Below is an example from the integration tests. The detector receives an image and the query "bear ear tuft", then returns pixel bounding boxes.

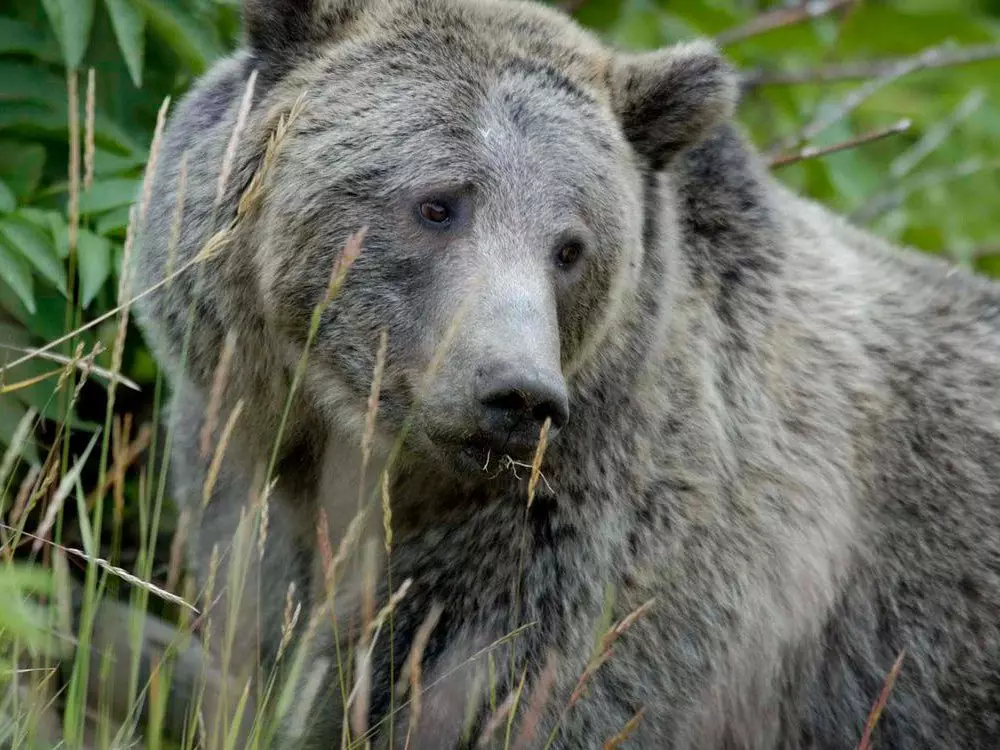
[243,0,364,57]
[610,40,740,169]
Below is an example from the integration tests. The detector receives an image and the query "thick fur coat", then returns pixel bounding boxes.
[131,0,1000,747]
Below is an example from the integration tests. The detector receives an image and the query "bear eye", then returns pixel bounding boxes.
[555,239,585,269]
[419,201,451,226]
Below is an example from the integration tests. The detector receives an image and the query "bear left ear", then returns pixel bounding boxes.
[610,40,740,169]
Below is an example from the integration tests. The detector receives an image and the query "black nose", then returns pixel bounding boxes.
[475,364,569,449]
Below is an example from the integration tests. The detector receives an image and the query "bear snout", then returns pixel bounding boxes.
[473,361,569,456]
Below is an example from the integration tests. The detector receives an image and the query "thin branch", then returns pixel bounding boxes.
[745,42,1000,87]
[717,0,856,46]
[769,118,911,168]
[852,157,1000,223]
[889,88,985,180]
[767,43,949,158]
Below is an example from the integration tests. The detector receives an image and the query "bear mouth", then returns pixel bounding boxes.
[439,434,542,478]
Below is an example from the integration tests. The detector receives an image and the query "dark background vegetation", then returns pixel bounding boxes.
[1,0,1000,730]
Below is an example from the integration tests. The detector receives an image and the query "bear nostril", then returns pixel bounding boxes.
[477,374,570,437]
[481,390,530,415]
[532,401,567,431]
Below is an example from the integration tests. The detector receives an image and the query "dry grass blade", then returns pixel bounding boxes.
[857,649,906,750]
[381,471,393,555]
[0,407,37,490]
[402,601,445,750]
[512,651,559,750]
[201,330,238,458]
[9,464,40,528]
[166,508,191,594]
[602,708,645,749]
[85,422,152,510]
[0,93,309,378]
[544,599,655,749]
[476,668,526,749]
[31,431,101,553]
[277,582,302,661]
[84,68,95,191]
[361,330,389,474]
[202,399,245,507]
[139,96,172,229]
[235,89,308,221]
[350,576,413,740]
[0,344,140,391]
[527,417,552,509]
[215,70,258,210]
[3,522,199,613]
[326,227,367,303]
[67,68,80,256]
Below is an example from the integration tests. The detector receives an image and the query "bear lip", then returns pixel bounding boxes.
[433,433,543,477]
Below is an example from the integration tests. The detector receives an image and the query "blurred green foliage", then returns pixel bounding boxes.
[0,0,999,467]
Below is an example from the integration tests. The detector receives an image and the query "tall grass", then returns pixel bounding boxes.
[0,66,908,750]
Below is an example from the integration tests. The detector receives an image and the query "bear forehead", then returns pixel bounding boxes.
[278,0,614,107]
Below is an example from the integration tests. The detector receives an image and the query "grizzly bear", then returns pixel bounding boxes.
[125,0,1000,747]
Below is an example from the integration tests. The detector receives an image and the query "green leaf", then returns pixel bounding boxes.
[0,140,47,199]
[0,322,94,432]
[0,215,68,296]
[137,0,224,73]
[95,205,132,236]
[0,180,14,214]
[40,0,97,70]
[77,229,112,308]
[78,178,140,215]
[0,394,39,468]
[0,62,67,110]
[0,234,35,314]
[0,17,61,63]
[104,0,147,87]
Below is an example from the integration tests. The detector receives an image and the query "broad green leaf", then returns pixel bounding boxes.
[0,234,35,313]
[138,0,224,73]
[0,62,67,110]
[0,141,46,199]
[0,17,61,63]
[104,0,147,87]
[76,229,112,307]
[78,178,140,215]
[94,148,149,178]
[40,0,97,69]
[0,181,14,214]
[0,103,141,157]
[95,205,132,236]
[0,215,68,296]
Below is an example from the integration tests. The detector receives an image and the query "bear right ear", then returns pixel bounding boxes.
[610,40,739,170]
[243,0,364,57]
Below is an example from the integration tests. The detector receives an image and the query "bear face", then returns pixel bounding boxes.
[173,0,738,479]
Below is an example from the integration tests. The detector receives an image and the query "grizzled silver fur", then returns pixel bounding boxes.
[129,0,1000,747]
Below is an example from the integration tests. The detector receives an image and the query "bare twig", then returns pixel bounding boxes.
[770,44,950,158]
[769,118,911,168]
[745,42,1000,87]
[852,157,1000,222]
[889,88,985,180]
[717,0,855,46]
